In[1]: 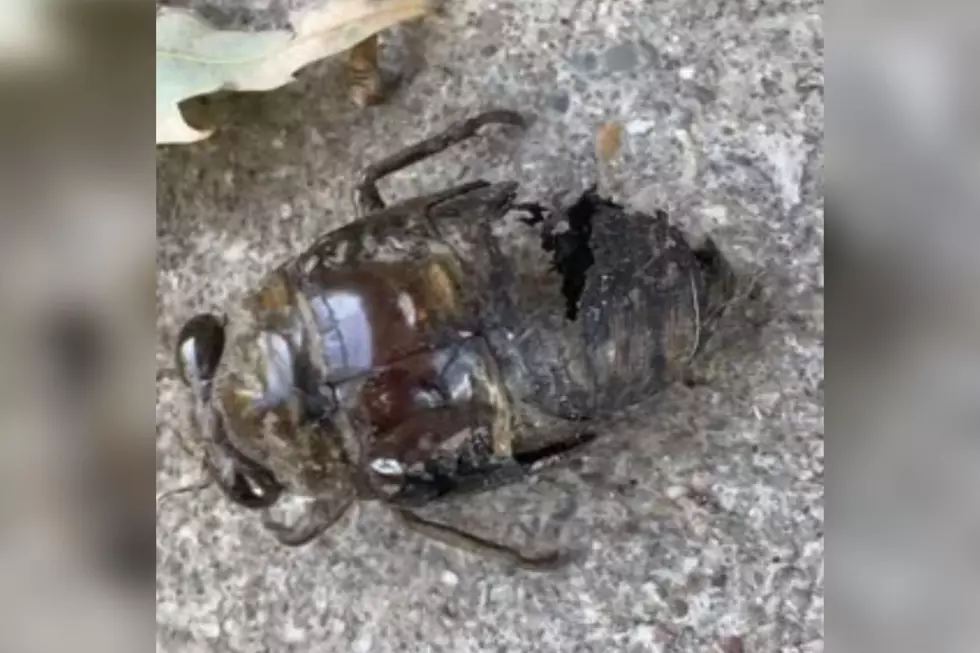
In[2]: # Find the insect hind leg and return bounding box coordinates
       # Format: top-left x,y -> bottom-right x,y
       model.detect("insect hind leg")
355,109 -> 529,214
393,509 -> 571,571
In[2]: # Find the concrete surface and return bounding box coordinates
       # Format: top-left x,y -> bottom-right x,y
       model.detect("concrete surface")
156,1 -> 824,651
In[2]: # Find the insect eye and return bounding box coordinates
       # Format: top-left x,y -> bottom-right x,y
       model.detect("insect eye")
175,313 -> 226,388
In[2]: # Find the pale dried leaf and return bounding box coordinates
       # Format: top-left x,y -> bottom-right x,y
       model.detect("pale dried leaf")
156,0 -> 433,144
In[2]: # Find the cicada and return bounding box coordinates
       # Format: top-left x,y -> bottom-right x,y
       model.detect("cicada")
172,110 -> 740,569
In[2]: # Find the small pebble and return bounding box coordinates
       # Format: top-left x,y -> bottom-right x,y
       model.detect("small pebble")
549,91 -> 570,114
353,632 -> 373,653
721,635 -> 744,653
626,119 -> 657,135
574,52 -> 598,72
702,205 -> 729,223
690,472 -> 713,494
666,485 -> 687,501
440,570 -> 459,587
671,598 -> 689,617
605,42 -> 639,72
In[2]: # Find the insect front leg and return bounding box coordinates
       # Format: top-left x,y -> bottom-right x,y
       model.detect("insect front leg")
397,427 -> 599,571
256,438 -> 358,547
354,109 -> 529,213
204,433 -> 284,510
366,403 -> 593,570
260,493 -> 354,547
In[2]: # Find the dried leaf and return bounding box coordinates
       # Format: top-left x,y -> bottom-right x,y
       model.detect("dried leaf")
595,121 -> 624,162
156,0 -> 433,144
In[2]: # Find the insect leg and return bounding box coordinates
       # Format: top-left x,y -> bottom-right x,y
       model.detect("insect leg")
391,431 -> 597,569
513,430 -> 598,472
347,34 -> 383,108
204,437 -> 283,510
261,494 -> 354,547
355,109 -> 529,213
393,509 -> 571,571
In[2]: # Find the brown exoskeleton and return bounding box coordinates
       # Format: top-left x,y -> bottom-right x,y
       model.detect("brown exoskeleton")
172,110 -> 740,569
341,0 -> 435,107
345,33 -> 384,107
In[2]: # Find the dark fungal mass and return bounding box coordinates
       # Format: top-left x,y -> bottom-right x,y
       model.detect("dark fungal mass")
540,189 -> 601,321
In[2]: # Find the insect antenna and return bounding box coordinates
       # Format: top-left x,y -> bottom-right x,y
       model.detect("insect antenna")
156,459 -> 215,508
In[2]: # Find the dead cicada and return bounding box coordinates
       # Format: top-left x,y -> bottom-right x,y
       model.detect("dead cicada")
172,110 -> 740,569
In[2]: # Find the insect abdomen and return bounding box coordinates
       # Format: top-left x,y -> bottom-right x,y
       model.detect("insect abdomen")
497,192 -> 737,420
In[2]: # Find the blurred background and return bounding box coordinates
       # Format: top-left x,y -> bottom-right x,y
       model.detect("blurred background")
0,0 -> 975,651
830,5 -> 980,652
0,2 -> 152,652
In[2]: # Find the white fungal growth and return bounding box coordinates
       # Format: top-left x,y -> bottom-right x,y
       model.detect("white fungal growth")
397,292 -> 417,327
370,457 -> 404,477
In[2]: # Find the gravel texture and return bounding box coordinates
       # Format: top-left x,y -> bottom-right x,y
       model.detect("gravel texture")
156,1 -> 824,651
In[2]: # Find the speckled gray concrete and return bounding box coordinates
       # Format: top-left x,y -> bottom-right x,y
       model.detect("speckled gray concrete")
156,1 -> 823,651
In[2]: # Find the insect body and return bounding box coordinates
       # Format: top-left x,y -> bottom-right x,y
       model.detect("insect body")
174,110 -> 739,568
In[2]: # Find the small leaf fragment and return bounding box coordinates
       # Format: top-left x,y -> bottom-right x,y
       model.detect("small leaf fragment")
595,121 -> 624,163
